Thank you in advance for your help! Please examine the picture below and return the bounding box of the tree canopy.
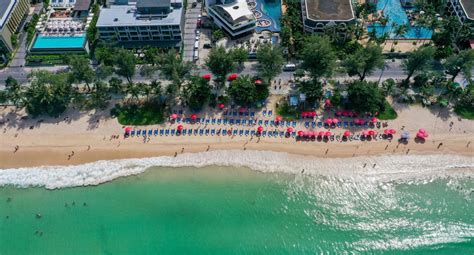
[182,76,212,110]
[343,42,384,81]
[300,36,336,80]
[347,81,386,114]
[298,79,323,107]
[159,51,194,85]
[114,48,136,83]
[402,46,435,84]
[205,46,235,83]
[443,49,474,81]
[65,55,95,88]
[256,44,284,83]
[227,75,266,106]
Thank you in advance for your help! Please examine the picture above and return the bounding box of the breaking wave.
[0,150,473,189]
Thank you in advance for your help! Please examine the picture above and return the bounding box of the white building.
[96,0,184,48]
[205,0,256,38]
[447,0,474,29]
[301,0,355,36]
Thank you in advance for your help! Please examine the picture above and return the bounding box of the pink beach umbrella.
[124,127,132,133]
[287,127,293,133]
[191,114,198,121]
[202,74,211,80]
[325,119,333,125]
[332,118,339,124]
[324,131,332,137]
[228,73,238,81]
[297,130,304,137]
[343,131,351,137]
[325,99,332,107]
[371,117,378,123]
[301,112,308,118]
[170,114,178,120]
[276,116,283,122]
[177,125,184,131]
[254,79,262,85]
[257,126,264,132]
[218,103,225,109]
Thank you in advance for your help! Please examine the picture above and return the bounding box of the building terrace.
[304,0,354,21]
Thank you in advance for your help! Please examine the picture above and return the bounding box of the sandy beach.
[1,97,473,169]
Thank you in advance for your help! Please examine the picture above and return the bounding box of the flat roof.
[97,3,182,27]
[0,0,16,28]
[460,0,474,20]
[136,0,170,9]
[74,0,91,11]
[305,0,354,21]
[218,0,252,22]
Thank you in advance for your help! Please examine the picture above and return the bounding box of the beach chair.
[311,122,316,128]
[205,129,210,135]
[222,129,227,136]
[178,110,183,114]
[292,121,297,127]
[217,119,222,125]
[317,122,323,128]
[258,120,263,125]
[268,131,273,137]
[206,119,210,124]
[196,118,201,123]
[263,110,267,116]
[250,112,255,117]
[160,129,164,136]
[268,110,273,116]
[245,112,249,117]
[350,122,354,127]
[230,119,235,125]
[224,111,228,116]
[154,129,159,136]
[239,130,244,136]
[305,122,310,128]
[248,120,253,126]
[337,122,342,128]
[344,121,349,128]
[280,121,284,127]
[251,130,256,136]
[233,111,238,116]
[131,130,136,137]
[185,118,190,123]
[177,117,182,123]
[212,119,216,124]
[262,131,267,137]
[199,129,204,136]
[233,129,238,136]
[182,129,187,135]
[223,119,228,125]
[242,119,247,125]
[194,129,198,135]
[148,130,153,136]
[264,120,269,126]
[280,131,284,137]
[171,129,176,136]
[291,131,296,137]
[211,129,215,136]
[270,120,275,126]
[165,129,170,136]
[142,130,147,136]
[236,119,241,125]
[188,129,192,136]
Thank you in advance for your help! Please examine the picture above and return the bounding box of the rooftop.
[217,0,252,22]
[305,0,354,21]
[96,2,183,27]
[460,0,474,20]
[0,0,16,28]
[74,0,92,11]
[136,0,170,9]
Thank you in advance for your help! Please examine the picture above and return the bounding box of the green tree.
[87,81,111,109]
[65,55,95,91]
[232,47,248,67]
[144,47,161,66]
[443,49,474,81]
[402,46,435,84]
[392,24,408,50]
[125,82,141,103]
[160,51,193,86]
[227,75,258,106]
[300,36,336,80]
[5,76,23,108]
[139,65,158,79]
[182,76,212,110]
[382,78,399,97]
[108,77,124,94]
[24,71,73,117]
[95,45,116,66]
[347,81,386,114]
[342,42,384,81]
[256,44,284,83]
[298,79,323,107]
[114,48,136,84]
[206,46,235,83]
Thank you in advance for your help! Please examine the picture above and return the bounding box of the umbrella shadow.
[428,105,452,121]
[414,137,426,144]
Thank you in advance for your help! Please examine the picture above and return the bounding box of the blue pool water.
[32,35,86,49]
[367,0,432,39]
[255,0,281,32]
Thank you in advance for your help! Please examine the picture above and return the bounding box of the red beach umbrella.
[368,130,376,136]
[297,130,304,137]
[257,126,264,132]
[318,131,325,137]
[276,116,283,122]
[332,118,339,124]
[389,129,397,135]
[170,114,178,120]
[202,74,211,80]
[301,112,308,118]
[239,107,247,113]
[325,119,333,125]
[325,99,332,107]
[418,128,426,134]
[310,111,317,117]
[343,131,351,137]
[362,130,368,136]
[218,103,225,109]
[191,114,198,121]
[287,127,293,133]
[177,125,184,131]
[124,127,132,133]
[383,129,391,135]
[371,117,378,123]
[228,73,238,81]
[255,79,262,85]
[324,131,332,137]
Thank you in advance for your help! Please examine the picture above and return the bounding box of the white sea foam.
[0,150,473,189]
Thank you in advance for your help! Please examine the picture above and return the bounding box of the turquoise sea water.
[32,35,86,49]
[1,166,473,254]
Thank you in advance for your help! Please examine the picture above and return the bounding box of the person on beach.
[181,147,184,153]
[438,143,443,149]
[207,145,210,151]
[14,145,19,153]
[87,145,91,151]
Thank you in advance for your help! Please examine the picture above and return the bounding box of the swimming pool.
[32,35,86,50]
[255,0,281,32]
[367,0,432,39]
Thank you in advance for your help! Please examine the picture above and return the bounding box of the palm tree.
[392,24,408,51]
[125,82,141,103]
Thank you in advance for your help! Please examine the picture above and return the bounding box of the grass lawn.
[111,102,164,125]
[378,101,398,120]
[454,105,474,120]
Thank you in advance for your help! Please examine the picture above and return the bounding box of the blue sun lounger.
[176,117,181,123]
[258,120,263,125]
[199,129,204,136]
[171,129,176,136]
[217,119,222,125]
[224,111,228,116]
[280,131,284,137]
[262,110,267,116]
[187,129,192,136]
[154,129,159,136]
[236,119,241,125]
[242,119,247,125]
[292,121,297,127]
[245,130,249,136]
[251,130,256,136]
[211,129,215,136]
[344,121,349,128]
[222,129,227,136]
[131,130,136,136]
[229,119,235,125]
[223,119,228,125]
[239,130,244,136]
[206,119,210,124]
[233,111,238,116]
[264,120,269,126]
[204,129,209,135]
[244,112,249,117]
[148,130,153,136]
[233,129,238,136]
[250,112,255,117]
[305,122,310,128]
[165,129,170,136]
[159,129,164,136]
[142,130,147,136]
[311,122,316,128]
[178,110,183,114]
[268,110,273,116]
[292,131,296,137]
[212,119,216,124]
[268,131,273,137]
[182,129,187,135]
[318,122,323,128]
[262,131,267,137]
[337,122,342,128]
[194,129,199,135]
[270,120,275,126]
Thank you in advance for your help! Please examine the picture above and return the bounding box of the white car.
[196,30,200,36]
[195,35,200,41]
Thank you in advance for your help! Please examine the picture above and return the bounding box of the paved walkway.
[182,1,201,62]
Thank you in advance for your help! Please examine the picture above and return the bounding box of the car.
[196,30,200,36]
[283,63,296,72]
[194,41,199,49]
[191,2,197,7]
[196,35,200,40]
[203,43,212,49]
